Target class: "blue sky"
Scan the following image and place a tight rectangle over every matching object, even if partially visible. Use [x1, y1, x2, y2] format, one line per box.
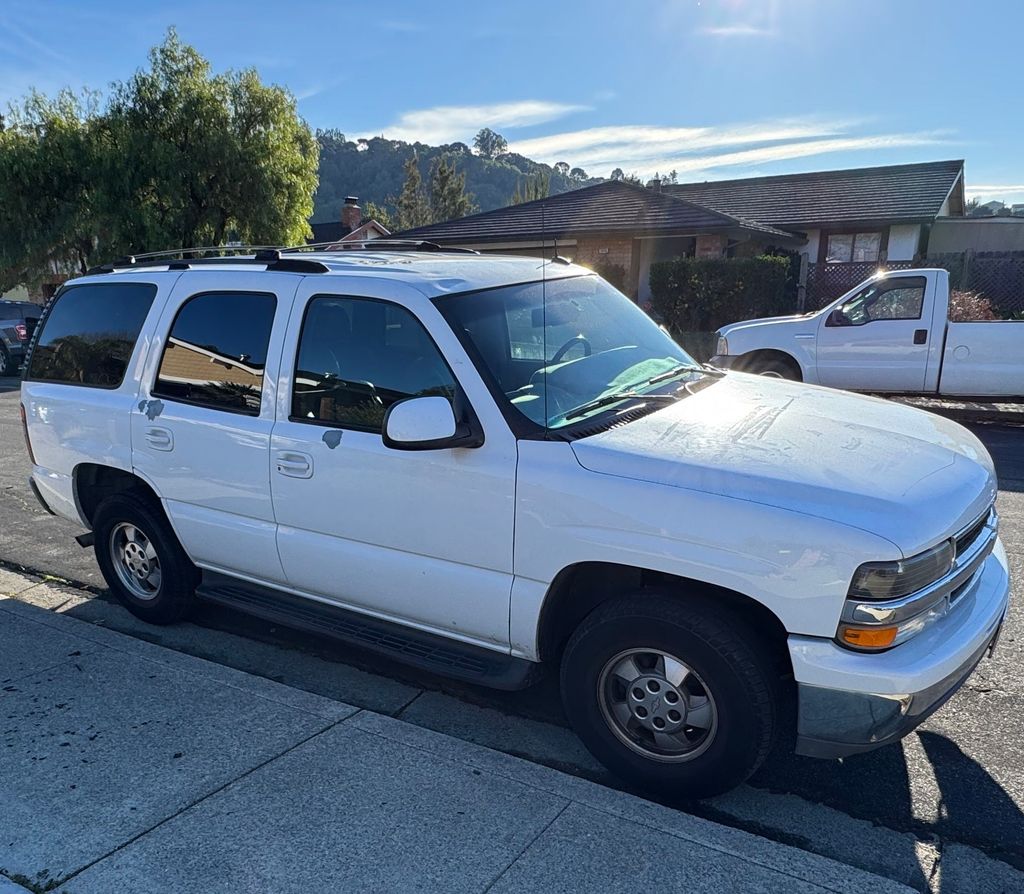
[2, 0, 1022, 202]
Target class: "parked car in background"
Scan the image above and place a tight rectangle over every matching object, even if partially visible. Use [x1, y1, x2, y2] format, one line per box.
[18, 248, 1010, 798]
[0, 299, 42, 376]
[712, 269, 1023, 397]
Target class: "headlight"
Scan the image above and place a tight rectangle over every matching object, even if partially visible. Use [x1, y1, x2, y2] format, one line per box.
[838, 539, 956, 651]
[848, 540, 954, 600]
[715, 334, 729, 356]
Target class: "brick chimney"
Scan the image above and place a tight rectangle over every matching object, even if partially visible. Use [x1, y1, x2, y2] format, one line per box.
[342, 196, 361, 233]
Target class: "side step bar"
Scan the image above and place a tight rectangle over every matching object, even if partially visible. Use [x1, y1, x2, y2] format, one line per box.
[196, 572, 543, 691]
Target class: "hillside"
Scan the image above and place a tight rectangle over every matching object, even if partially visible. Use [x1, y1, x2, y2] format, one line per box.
[313, 130, 591, 224]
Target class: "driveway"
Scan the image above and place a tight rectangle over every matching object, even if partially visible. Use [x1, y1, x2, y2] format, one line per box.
[3, 374, 1023, 890]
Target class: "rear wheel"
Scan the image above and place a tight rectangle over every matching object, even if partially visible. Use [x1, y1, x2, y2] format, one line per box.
[0, 345, 13, 376]
[560, 591, 781, 799]
[92, 494, 198, 624]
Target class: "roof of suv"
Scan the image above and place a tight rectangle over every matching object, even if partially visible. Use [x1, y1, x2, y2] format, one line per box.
[87, 250, 591, 299]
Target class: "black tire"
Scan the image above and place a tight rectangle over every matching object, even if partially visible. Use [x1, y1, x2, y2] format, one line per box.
[0, 345, 13, 377]
[560, 591, 781, 799]
[92, 493, 199, 625]
[742, 355, 800, 380]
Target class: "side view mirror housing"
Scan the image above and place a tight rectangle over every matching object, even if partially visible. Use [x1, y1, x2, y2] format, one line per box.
[382, 395, 484, 451]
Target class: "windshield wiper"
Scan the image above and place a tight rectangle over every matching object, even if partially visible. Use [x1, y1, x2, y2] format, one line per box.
[645, 364, 704, 385]
[563, 390, 679, 421]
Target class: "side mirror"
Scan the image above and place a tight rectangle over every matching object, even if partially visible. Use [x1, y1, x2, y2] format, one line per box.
[382, 395, 484, 451]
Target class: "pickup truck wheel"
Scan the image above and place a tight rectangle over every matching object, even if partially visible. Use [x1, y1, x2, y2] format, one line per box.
[92, 494, 198, 625]
[743, 356, 799, 380]
[560, 592, 779, 799]
[0, 345, 13, 376]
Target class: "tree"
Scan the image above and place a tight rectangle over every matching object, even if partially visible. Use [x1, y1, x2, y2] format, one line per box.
[569, 167, 588, 183]
[553, 161, 570, 177]
[0, 28, 319, 289]
[361, 200, 394, 232]
[473, 127, 507, 159]
[511, 172, 550, 205]
[395, 153, 431, 230]
[429, 156, 476, 222]
[609, 168, 625, 181]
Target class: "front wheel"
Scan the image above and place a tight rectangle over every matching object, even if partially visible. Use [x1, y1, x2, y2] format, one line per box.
[93, 494, 199, 625]
[560, 592, 781, 799]
[742, 356, 800, 380]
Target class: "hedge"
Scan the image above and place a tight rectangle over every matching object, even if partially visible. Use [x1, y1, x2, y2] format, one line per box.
[648, 256, 796, 356]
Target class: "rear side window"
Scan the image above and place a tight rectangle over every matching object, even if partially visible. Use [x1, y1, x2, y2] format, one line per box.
[26, 282, 157, 387]
[154, 291, 277, 414]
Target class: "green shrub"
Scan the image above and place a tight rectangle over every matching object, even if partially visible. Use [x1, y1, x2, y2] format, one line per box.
[591, 258, 628, 292]
[649, 256, 795, 344]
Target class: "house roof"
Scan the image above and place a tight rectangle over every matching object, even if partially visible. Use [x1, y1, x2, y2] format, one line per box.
[663, 160, 965, 229]
[397, 180, 799, 244]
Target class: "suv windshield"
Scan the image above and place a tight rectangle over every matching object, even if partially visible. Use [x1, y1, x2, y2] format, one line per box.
[437, 274, 702, 431]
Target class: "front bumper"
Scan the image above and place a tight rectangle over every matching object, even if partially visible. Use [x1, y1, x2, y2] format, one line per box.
[791, 539, 1010, 759]
[708, 354, 740, 371]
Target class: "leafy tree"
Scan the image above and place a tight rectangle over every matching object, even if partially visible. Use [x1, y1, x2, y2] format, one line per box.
[0, 28, 318, 289]
[569, 166, 588, 183]
[473, 127, 507, 159]
[361, 200, 394, 232]
[511, 172, 550, 205]
[609, 168, 625, 181]
[553, 161, 570, 177]
[429, 155, 476, 222]
[395, 153, 431, 230]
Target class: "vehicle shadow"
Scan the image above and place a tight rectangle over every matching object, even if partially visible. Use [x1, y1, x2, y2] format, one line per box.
[749, 727, 1024, 878]
[0, 375, 22, 394]
[969, 423, 1024, 492]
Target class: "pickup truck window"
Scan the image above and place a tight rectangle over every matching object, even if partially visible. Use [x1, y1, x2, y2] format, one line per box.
[291, 295, 456, 433]
[153, 291, 276, 414]
[25, 282, 156, 388]
[437, 275, 698, 432]
[828, 276, 926, 326]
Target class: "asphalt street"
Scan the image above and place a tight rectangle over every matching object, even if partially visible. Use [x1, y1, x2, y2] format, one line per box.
[2, 374, 1023, 890]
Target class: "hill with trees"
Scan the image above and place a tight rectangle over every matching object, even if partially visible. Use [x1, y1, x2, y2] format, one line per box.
[314, 130, 592, 226]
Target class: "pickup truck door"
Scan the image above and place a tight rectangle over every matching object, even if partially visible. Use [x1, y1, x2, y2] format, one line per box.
[268, 283, 518, 652]
[815, 274, 932, 392]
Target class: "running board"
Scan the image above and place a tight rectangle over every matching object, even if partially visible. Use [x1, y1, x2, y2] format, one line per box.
[197, 572, 542, 691]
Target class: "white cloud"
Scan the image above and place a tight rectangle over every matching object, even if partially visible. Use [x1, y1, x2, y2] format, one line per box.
[507, 118, 952, 180]
[359, 100, 587, 145]
[967, 184, 1024, 198]
[700, 25, 776, 37]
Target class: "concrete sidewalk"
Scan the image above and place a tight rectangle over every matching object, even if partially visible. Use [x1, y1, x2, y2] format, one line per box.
[0, 595, 914, 894]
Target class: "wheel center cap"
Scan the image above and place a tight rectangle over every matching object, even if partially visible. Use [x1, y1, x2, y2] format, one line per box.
[628, 675, 687, 733]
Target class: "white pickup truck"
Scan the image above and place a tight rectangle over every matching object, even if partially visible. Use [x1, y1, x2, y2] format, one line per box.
[711, 268, 1023, 397]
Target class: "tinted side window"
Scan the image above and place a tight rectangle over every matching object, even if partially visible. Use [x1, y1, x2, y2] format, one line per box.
[154, 291, 276, 414]
[292, 296, 456, 432]
[27, 282, 157, 387]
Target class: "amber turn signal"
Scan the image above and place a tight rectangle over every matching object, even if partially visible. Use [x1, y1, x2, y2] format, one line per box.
[840, 625, 899, 649]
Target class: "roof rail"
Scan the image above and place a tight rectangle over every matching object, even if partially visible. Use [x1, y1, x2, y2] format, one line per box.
[282, 239, 479, 254]
[85, 254, 330, 275]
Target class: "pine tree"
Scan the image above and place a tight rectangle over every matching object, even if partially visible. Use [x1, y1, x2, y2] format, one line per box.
[395, 154, 431, 230]
[429, 156, 476, 222]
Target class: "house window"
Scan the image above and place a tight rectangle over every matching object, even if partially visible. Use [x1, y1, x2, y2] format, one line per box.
[826, 231, 882, 263]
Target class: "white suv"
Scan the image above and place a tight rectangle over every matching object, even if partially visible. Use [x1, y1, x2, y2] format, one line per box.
[20, 246, 1010, 798]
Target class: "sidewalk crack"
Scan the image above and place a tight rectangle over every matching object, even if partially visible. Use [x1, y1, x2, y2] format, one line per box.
[480, 801, 572, 893]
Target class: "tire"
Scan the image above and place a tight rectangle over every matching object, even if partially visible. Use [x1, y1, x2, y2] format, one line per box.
[92, 494, 199, 625]
[560, 591, 781, 799]
[0, 345, 13, 377]
[743, 355, 799, 380]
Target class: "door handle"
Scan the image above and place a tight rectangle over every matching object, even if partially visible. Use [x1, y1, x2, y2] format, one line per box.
[144, 427, 174, 451]
[914, 329, 928, 345]
[275, 451, 313, 479]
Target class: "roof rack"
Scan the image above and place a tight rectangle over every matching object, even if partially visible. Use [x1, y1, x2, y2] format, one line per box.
[84, 239, 480, 275]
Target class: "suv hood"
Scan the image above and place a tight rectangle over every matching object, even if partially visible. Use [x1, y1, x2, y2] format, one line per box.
[571, 374, 996, 554]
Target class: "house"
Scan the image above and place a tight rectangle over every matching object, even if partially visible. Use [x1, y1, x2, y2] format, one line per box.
[309, 196, 390, 245]
[397, 160, 965, 303]
[397, 180, 804, 302]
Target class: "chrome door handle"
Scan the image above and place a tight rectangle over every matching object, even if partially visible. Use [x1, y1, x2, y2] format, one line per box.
[145, 427, 174, 451]
[275, 451, 313, 479]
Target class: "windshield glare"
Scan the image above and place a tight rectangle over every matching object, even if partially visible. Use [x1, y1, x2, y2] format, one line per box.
[438, 275, 698, 430]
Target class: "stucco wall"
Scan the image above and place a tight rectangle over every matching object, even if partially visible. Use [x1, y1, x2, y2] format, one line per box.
[886, 224, 921, 260]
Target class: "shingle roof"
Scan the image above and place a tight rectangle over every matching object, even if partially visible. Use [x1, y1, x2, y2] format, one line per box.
[398, 180, 798, 244]
[663, 160, 964, 229]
